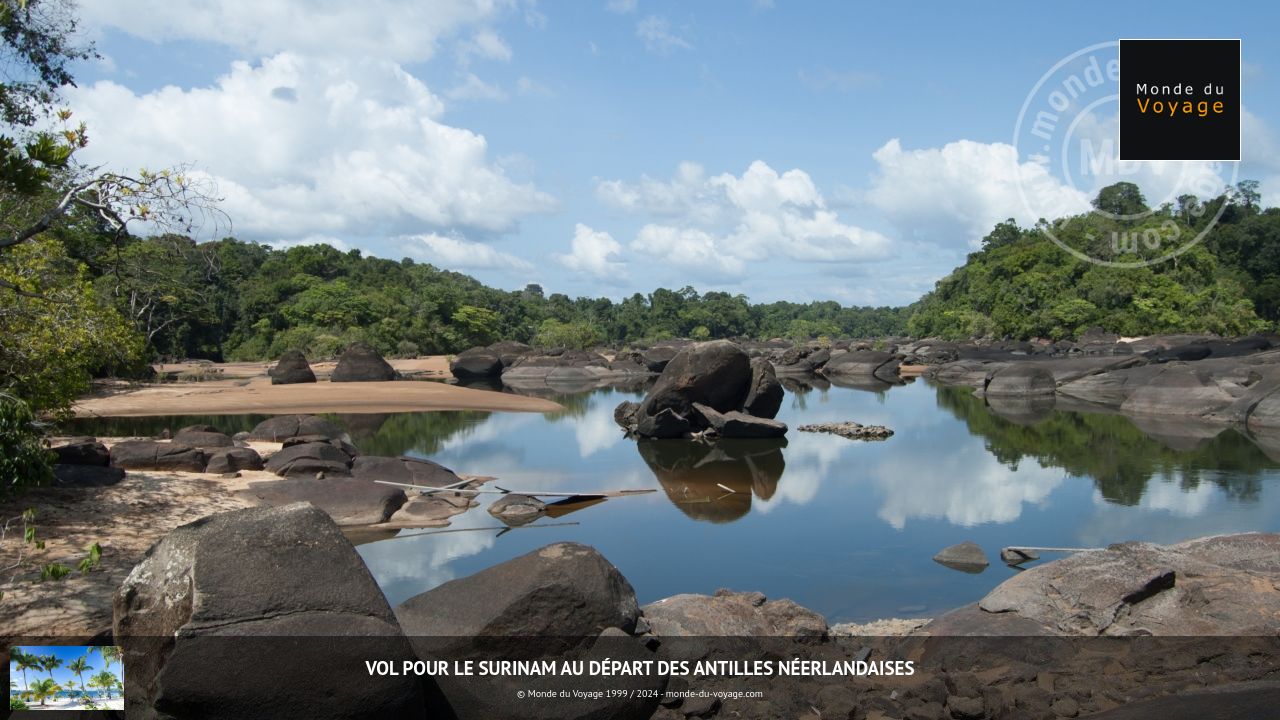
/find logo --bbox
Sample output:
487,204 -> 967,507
1013,41 -> 1238,268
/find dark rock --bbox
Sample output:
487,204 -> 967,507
947,694 -> 985,720
614,400 -> 641,431
331,342 -> 398,382
693,403 -> 787,439
172,428 -> 234,448
1153,342 -> 1214,363
1120,366 -> 1236,417
680,694 -> 720,718
113,503 -> 423,718
450,346 -> 503,379
52,438 -> 110,466
821,350 -> 900,379
742,358 -> 784,419
268,349 -> 317,385
642,346 -> 679,373
488,340 -> 532,368
1080,681 -> 1280,720
984,363 -> 1056,397
396,542 -> 640,658
52,464 -> 126,487
242,478 -> 407,525
636,407 -> 694,439
641,589 -> 827,637
933,541 -> 989,573
264,441 -> 355,477
110,441 -> 209,472
247,415 -> 346,442
642,340 -> 752,419
204,447 -> 264,474
1001,547 -> 1040,565
487,493 -> 547,525
350,455 -> 462,488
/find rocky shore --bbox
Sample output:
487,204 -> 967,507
105,501 -> 1280,719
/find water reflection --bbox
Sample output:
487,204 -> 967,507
67,378 -> 1280,621
637,439 -> 787,523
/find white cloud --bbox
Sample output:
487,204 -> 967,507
447,72 -> 508,101
80,0 -> 511,63
68,53 -> 555,242
556,224 -> 625,277
405,233 -> 534,273
456,28 -> 513,65
867,138 -> 1091,248
636,15 -> 692,54
606,0 -> 638,13
600,160 -> 892,278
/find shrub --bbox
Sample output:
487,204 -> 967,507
0,395 -> 53,497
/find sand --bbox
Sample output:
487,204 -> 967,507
0,463 -> 263,639
74,356 -> 562,417
0,436 -> 496,638
15,696 -> 125,711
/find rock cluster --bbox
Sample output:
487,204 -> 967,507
114,512 -> 1280,720
615,340 -> 787,439
797,421 -> 894,441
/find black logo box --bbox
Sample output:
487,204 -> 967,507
1119,38 -> 1241,161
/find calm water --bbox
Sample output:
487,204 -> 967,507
69,380 -> 1280,623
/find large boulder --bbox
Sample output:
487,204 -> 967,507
450,346 -> 503,380
821,350 -> 900,381
396,542 -> 640,656
1247,386 -> 1280,431
1120,366 -> 1237,418
983,363 -> 1056,397
350,455 -> 463,488
204,447 -> 264,474
114,503 -> 423,718
241,478 -> 407,525
267,349 -> 317,385
110,441 -> 209,472
331,342 -> 398,382
51,437 -> 110,466
173,426 -> 235,448
264,441 -> 355,478
1057,363 -> 1168,408
641,345 -> 678,373
641,589 -> 827,637
488,340 -> 532,368
976,533 -> 1280,636
622,340 -> 753,438
742,358 -> 784,419
933,541 -> 989,573
645,340 -> 752,416
247,415 -> 346,442
52,464 -> 126,488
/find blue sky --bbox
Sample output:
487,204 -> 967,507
63,2 -> 1280,306
9,645 -> 120,692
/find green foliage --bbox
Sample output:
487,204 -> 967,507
10,696 -> 29,710
0,237 -> 144,415
39,562 -> 70,580
77,540 -> 101,573
0,395 -> 52,495
24,677 -> 61,706
907,184 -> 1276,340
534,318 -> 604,349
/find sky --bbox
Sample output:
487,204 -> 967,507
60,1 -> 1280,306
8,645 -> 120,692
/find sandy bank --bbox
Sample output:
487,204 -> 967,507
73,376 -> 562,417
